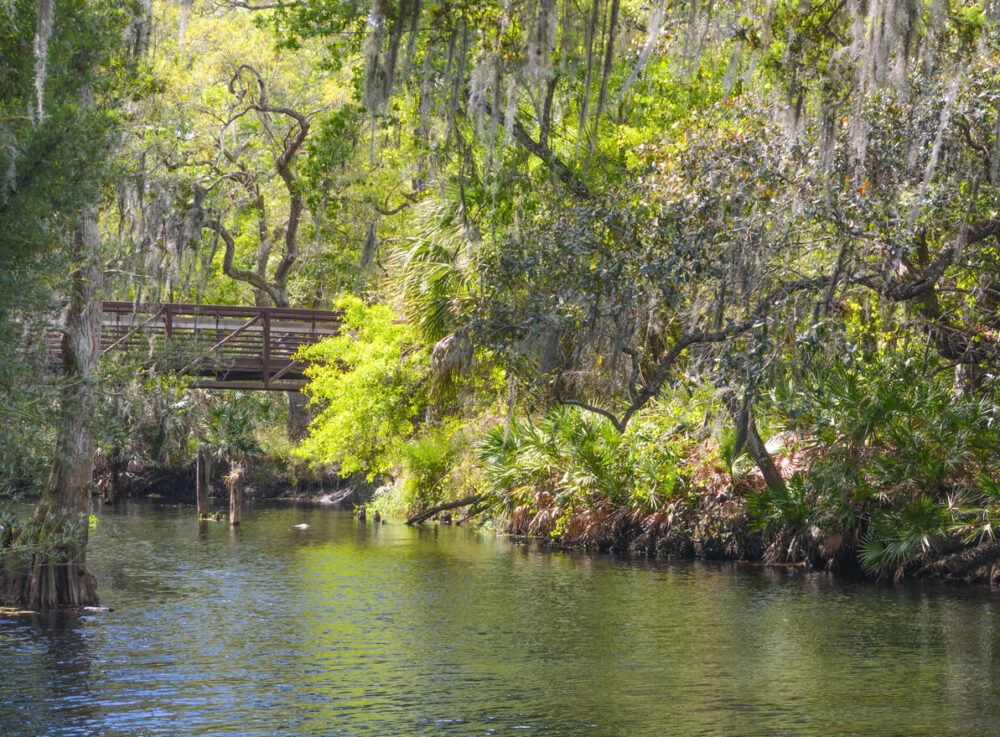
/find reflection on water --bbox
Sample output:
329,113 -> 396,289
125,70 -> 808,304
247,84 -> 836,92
2,500 -> 1000,736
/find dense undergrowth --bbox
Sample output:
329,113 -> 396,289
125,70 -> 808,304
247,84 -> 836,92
465,356 -> 1000,582
305,319 -> 1000,584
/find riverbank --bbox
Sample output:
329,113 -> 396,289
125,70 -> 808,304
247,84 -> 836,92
38,436 -> 999,588
91,461 -> 1000,586
435,487 -> 1000,586
380,427 -> 1000,587
91,455 -> 377,509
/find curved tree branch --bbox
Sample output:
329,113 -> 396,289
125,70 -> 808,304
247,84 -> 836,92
227,64 -> 310,304
857,213 -> 1000,366
555,277 -> 831,432
205,218 -> 282,305
480,100 -> 591,200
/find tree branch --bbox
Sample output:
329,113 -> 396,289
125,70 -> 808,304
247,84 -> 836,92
205,219 -> 282,304
721,389 -> 785,492
918,538 -> 1000,578
555,278 -> 830,432
481,101 -> 591,200
621,346 -> 641,401
228,64 -> 310,301
953,113 -> 993,180
217,1 -> 296,10
405,494 -> 488,525
858,210 -> 1000,366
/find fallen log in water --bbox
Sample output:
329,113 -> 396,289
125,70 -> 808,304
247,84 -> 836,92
405,494 -> 488,525
919,540 -> 1000,581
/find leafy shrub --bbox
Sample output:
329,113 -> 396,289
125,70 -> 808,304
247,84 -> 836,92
478,397 -> 703,540
398,423 -> 464,511
752,357 -> 1000,576
296,295 -> 429,478
200,395 -> 265,463
0,507 -> 89,570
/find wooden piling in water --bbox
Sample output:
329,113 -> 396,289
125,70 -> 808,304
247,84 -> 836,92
196,448 -> 210,517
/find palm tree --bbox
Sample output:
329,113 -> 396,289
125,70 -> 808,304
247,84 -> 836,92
197,396 -> 263,525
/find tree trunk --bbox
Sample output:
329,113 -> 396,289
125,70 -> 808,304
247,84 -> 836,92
1,207 -> 101,610
953,363 -> 985,399
287,391 -> 310,441
722,390 -> 785,493
107,443 -> 123,500
405,494 -> 488,525
229,480 -> 243,526
744,419 -> 786,493
196,448 -> 210,517
919,540 -> 1000,579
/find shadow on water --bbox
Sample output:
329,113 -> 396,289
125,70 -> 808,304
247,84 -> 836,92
2,499 -> 1000,736
1,609 -> 97,735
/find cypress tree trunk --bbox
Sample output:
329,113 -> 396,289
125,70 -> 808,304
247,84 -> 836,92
1,207 -> 102,610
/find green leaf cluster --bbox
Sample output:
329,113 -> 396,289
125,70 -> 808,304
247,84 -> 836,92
296,295 -> 429,478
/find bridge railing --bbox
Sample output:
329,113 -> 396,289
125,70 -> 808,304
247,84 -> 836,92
97,302 -> 342,391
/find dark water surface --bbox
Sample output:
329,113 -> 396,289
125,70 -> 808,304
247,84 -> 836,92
2,501 -> 1000,736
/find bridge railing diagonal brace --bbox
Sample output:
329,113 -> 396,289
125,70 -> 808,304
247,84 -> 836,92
266,358 -> 302,385
177,313 -> 261,375
100,306 -> 165,356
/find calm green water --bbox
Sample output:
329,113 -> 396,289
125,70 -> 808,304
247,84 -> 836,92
2,501 -> 1000,736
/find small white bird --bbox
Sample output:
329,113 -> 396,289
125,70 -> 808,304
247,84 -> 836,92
293,523 -> 309,530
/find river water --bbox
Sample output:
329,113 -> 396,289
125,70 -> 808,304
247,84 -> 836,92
2,501 -> 1000,736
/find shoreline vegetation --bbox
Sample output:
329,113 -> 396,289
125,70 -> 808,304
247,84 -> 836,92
70,382 -> 1000,588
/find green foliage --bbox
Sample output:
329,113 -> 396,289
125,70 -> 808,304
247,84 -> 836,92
5,0 -> 1000,583
0,344 -> 60,497
479,407 -> 629,513
0,0 -> 139,499
390,195 -> 479,345
303,104 -> 363,188
378,421 -> 484,516
0,505 -> 90,569
0,0 -> 132,321
97,373 -> 198,469
621,385 -> 717,509
751,356 -> 1000,575
479,397 -> 700,536
199,394 -> 266,465
745,474 -> 811,539
296,294 -> 429,478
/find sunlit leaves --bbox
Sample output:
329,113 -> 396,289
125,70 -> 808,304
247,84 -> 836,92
296,294 -> 429,478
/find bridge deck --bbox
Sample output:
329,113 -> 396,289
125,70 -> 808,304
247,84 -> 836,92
70,302 -> 342,390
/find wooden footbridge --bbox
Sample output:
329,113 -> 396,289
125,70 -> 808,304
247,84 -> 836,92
79,302 -> 342,391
